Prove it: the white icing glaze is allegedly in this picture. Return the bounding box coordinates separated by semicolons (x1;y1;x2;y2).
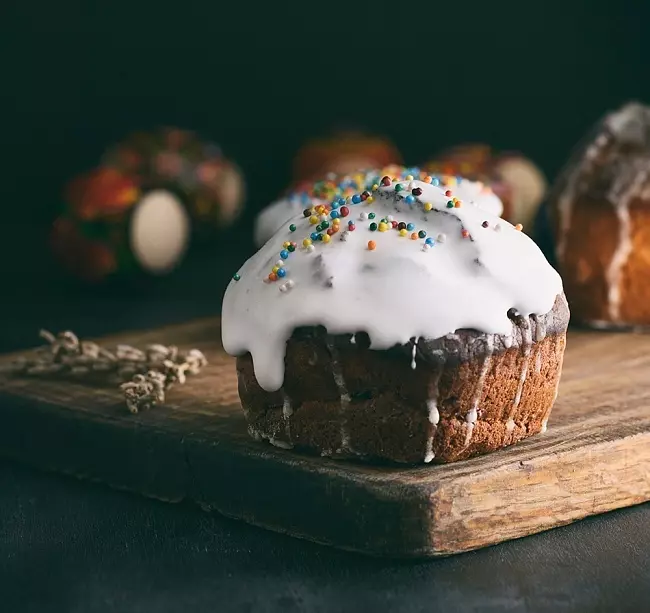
325;338;352;452
223;178;562;393
464;335;494;447
253;168;504;246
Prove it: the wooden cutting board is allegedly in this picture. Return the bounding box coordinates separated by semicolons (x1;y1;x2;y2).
0;319;649;558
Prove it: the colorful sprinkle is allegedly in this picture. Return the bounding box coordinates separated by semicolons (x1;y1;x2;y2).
277;267;286;278
461;229;470;239
391;221;398;229
515;223;523;231
268;272;277;281
424;176;432;184
309;215;319;225
431;178;440;186
447;201;454;208
322;234;331;243
423;202;432;212
340;206;350;217
406;222;415;231
303;208;312;217
303;238;312;247
359;211;367;220
395;184;403;192
288;244;296;252
437;233;446;243
405;195;415;204
380;176;391;186
289;224;296;232
398;222;406;230
369;222;377;231
280;249;289;259
233;273;241;281
412;187;423;196
418;230;427;238
410;232;418;240
378;222;389;232
425;237;435;246
399;228;408;237
367;240;376;250
368;212;376;219
481;221;489;228
445;190;452;197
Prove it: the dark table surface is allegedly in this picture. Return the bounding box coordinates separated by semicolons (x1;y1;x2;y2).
1;245;649;613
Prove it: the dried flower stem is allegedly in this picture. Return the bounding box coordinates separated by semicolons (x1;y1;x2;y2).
3;330;207;414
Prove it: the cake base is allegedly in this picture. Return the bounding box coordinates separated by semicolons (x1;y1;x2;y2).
0;319;648;558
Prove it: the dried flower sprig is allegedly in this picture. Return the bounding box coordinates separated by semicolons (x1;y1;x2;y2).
2;329;207;414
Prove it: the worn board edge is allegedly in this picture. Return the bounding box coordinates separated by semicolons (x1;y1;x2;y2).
1;388;649;558
0;318;650;557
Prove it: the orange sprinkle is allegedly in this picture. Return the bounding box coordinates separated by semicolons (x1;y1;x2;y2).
268;272;278;281
461;229;470;239
410;232;418;240
424;175;432;183
367;240;376;251
515;223;523;231
454;200;462;208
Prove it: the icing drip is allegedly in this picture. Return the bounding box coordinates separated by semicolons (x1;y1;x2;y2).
325;339;351;452
606;166;649;322
424;354;443;463
464;335;494;447
282;390;293;440
555;133;611;263
507;322;533;433
534;351;543;374
223;176;563;393
411;338;418;370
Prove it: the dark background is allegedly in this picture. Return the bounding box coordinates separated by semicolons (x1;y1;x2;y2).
2;0;649;341
2;2;650;612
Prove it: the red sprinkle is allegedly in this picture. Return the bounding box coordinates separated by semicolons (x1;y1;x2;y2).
391;221;398;229
380;176;391;186
445;190;452;197
348;223;356;231
461;229;470;239
340;206;350;217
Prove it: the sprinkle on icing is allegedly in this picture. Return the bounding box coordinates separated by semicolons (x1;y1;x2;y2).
253;166;504;246
225;175;562;392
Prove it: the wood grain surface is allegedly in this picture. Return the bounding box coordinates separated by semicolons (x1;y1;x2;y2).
0;319;648;558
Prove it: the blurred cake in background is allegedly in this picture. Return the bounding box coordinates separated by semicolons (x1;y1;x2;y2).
51;127;245;283
547;101;650;328
254;129;402;247
422;144;547;231
291;129;402;183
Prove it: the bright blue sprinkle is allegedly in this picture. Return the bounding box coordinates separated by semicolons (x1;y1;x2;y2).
406;223;415;231
352;195;361;204
330;210;339;219
431;177;440;186
280;249;289;259
338;198;346;206
310;232;319;241
405;195;415;205
348;220;354;226
331;200;340;209
277;268;287;278
425;237;435;246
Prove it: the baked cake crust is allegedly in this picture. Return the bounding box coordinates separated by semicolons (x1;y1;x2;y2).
236;295;568;464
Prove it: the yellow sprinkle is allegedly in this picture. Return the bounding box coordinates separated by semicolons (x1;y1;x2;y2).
423;202;432;212
372;184;379;191
303;238;312;247
272;266;279;273
309;215;319;225
405;174;414;181
378;222;389;232
322;233;331;243
399;228;408;237
454;201;462;208
367;196;374;203
283;241;290;248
